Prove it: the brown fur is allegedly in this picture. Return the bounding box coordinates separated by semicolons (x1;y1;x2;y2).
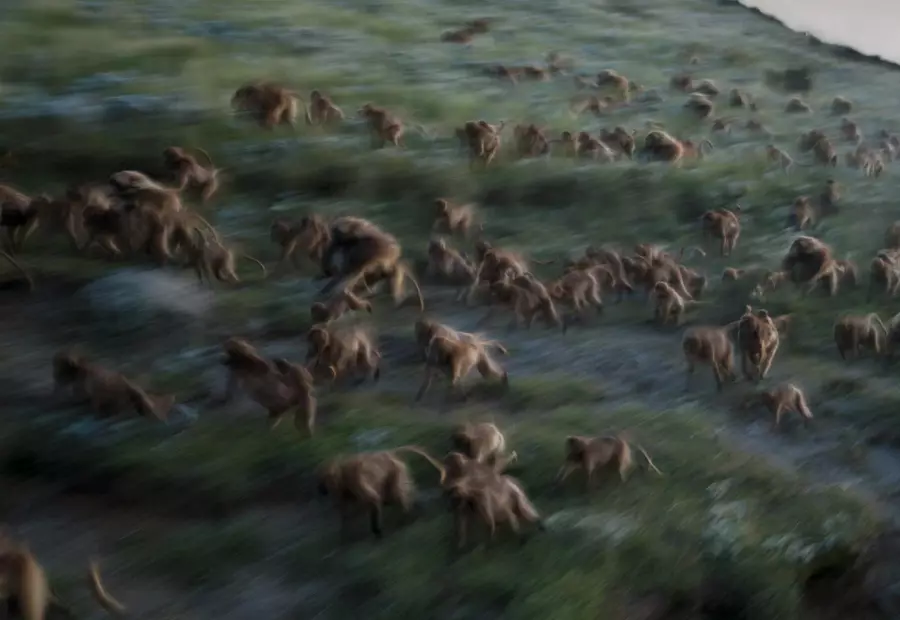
162;146;220;203
109;170;184;217
568;95;614;117
819;179;841;216
359;103;405;148
782;235;833;287
306;90;344;125
465;246;533;304
477;280;544;331
682;325;737;391
270;214;331;274
547;268;605;332
669;74;693;92
310;289;373;324
52;349;173;421
641;130;686;164
451;422;509;464
424;237;477;287
0;184;37;252
79;205;130;258
433;199;480;237
834;313;888;360
734;306;790;381
867;250;900;301
556;434;662;491
238;356;318;436
651;280;703;326
789;196;816;230
316;216;424;310
306;323;381;385
185;236;267;286
512;123;552;158
231;81;301;129
416;335;508;402
220;337;275;401
700;206;741;256
317;446;446;539
839;117;862;143
684;93;714;119
598;126;636;159
744;383;814;430
458;120;504;168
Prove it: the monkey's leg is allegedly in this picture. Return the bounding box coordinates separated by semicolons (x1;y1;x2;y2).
555;463;578;484
760;342;779;379
712;362;725;392
772;405;785;431
201;176;219;204
267;409;287;430
18;217;40;252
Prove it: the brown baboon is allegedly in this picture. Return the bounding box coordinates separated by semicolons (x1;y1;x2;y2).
651;281;704;326
681;138;714;160
669;74;693;92
162;146;220;203
414;317;498;360
867;250;900;301
728;88;754;108
509;273;561;328
572;132;617;162
547;268;604;332
568;94;613;117
446;471;543;548
451;422;509;464
310;289;373;324
307;90;344;125
433;199;480;237
443;451;516;487
220;336;276;402
416;335;508;401
626;253;695;301
734;306;790;382
129;206;220;266
478;280;543;331
596;69;632;101
583;245;634;301
0;184;36;252
108;170;184;214
831;96;852;115
424;237;477;286
79;205;130;258
358;103;405;148
796;131;839;167
316;216;424;310
839;117;862;143
317;446;446;539
682;326;736;391
819;178;840;216
684;93;714;119
307;323;381;384
782;235;833;286
789;196;816;230
785;97;811;113
231;81;302;129
798;129;828;152
239;356;318;435
270;214;330;273
834;313;888;360
186;236;267;286
464;245;533;304
744;383;814;430
700;206;740;256
640;130;686;164
0;538;128;620
556;434;662;491
599;126;636;159
52;349;173;421
458;120;504;167
765;145;804;173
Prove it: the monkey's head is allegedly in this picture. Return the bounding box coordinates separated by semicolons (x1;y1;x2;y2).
316;462;341;497
450;428;474;457
564;435;589;459
109;170;154;194
310;89;322;102
443;451;471;481
52;349;86;385
222;337;271;375
273;357;314;388
433;199;450;216
309;302;331;324
162;146;189;166
307;325;330;352
269;218;292;243
357;103;376;118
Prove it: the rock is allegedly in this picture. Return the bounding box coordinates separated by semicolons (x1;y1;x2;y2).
74;268;214;336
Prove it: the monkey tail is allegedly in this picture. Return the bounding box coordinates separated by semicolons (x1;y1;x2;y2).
240;254;268;279
191;147;215;168
122;379;168;422
634;443;663;475
0;249;34;290
403;266;425;311
394;445;447;484
187;213;222;242
87;560;128;617
679;245;707;260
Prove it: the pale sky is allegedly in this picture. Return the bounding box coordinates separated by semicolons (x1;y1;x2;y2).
741;0;900;63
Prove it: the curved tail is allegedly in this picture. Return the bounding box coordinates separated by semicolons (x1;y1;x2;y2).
88;560;128;617
187;212;222;242
634;443;663;475
394;445;446;484
241;253;268;279
191;147;215;168
403;265;425;311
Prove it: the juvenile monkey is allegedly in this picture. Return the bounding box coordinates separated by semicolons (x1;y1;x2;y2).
833;313;888;360
458;120;504;168
451;421;509;465
547;268;605;332
306;89;344;125
358;103;405;148
699;206;741;256
432;199;480;237
306;323;381;384
162;146;220;203
310;289;373;324
270;214;330;273
186;236;267;286
425;237;477;286
52;349;174;421
789;196;816;230
317;446;447;539
231;81;301;129
651;280;704;326
682;325;736;392
241;357;318;435
556;434;662;491
416;335;509;401
744;383;814;431
446;472;544;548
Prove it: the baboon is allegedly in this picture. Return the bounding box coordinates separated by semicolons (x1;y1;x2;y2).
700;206;741;256
358;103;405;148
750;270;790;302
640;130;689;164
669;74;693;92
795;131;838;166
433;199;480;237
819;178;841;216
596;69;632;101
220;336;274;397
681;138;714;160
240;357;318;435
306;323;381;384
722;267;746;282
414;317;494;359
568;95;613;117
583;246;634;301
831;96;852;115
839;117;862;143
443;451;515;487
547;268;604;332
108;170;184;214
599;126;636;159
307;89;344;125
682;326;736;391
270;214;330;273
508;273;561;328
185;236;267;286
625;253;695;301
458;120;504;167
556;434;662;491
512;123;551;157
785;97;811;113
231;81;301;129
424;237;477;286
868;250;900;301
79;205;130;258
310;289;373;324
834;314;887;360
162;146;220;203
572;132;617;162
451;422;509;464
0;184;36;252
788;196;816;230
765;145;805;173
834;258;858;289
744;383;814;430
316;216;424;310
734;306;790;381
728;88;754;108
651;281;703;326
52;349;174;421
478;280;544;331
130;206;220;266
416;335;508;401
446;471;543;548
684;93;714;119
798;129;827;152
317;446;447;539
782;235;833;286
0;538;128;620
464;245;533;304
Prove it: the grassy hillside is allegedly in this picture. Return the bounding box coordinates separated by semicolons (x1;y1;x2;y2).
2;0;900;619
